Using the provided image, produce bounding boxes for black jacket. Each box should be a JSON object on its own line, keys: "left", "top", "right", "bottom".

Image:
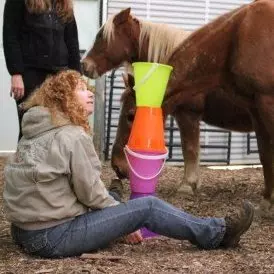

{"left": 3, "top": 0, "right": 81, "bottom": 75}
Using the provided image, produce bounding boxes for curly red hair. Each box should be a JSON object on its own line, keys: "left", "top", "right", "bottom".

{"left": 23, "top": 70, "right": 91, "bottom": 133}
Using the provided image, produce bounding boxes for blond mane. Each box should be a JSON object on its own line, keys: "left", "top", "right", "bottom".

{"left": 102, "top": 14, "right": 190, "bottom": 64}
{"left": 102, "top": 14, "right": 115, "bottom": 45}
{"left": 139, "top": 21, "right": 190, "bottom": 63}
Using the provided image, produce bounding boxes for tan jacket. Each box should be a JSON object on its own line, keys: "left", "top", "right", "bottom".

{"left": 3, "top": 107, "right": 119, "bottom": 230}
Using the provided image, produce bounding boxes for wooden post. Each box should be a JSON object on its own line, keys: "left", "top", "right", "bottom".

{"left": 93, "top": 76, "right": 106, "bottom": 160}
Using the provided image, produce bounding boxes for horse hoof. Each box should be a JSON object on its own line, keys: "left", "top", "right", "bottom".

{"left": 256, "top": 199, "right": 274, "bottom": 220}
{"left": 177, "top": 184, "right": 195, "bottom": 195}
{"left": 196, "top": 180, "right": 202, "bottom": 190}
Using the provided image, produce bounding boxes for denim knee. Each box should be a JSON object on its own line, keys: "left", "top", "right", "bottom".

{"left": 136, "top": 196, "right": 162, "bottom": 212}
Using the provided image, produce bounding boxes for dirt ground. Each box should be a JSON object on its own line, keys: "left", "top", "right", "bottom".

{"left": 0, "top": 157, "right": 273, "bottom": 274}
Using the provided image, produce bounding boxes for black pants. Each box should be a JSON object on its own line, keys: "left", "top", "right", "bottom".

{"left": 16, "top": 68, "right": 56, "bottom": 141}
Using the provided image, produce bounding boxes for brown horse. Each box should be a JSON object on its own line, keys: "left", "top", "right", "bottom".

{"left": 82, "top": 2, "right": 274, "bottom": 217}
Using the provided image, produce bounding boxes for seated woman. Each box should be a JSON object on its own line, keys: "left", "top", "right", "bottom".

{"left": 3, "top": 70, "right": 254, "bottom": 258}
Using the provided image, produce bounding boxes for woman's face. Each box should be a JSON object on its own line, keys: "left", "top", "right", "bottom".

{"left": 75, "top": 81, "right": 94, "bottom": 115}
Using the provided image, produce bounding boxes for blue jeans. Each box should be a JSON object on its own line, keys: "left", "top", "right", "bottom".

{"left": 11, "top": 196, "right": 226, "bottom": 258}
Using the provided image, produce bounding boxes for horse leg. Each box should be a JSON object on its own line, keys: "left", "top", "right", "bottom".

{"left": 174, "top": 110, "right": 201, "bottom": 195}
{"left": 251, "top": 94, "right": 274, "bottom": 218}
{"left": 253, "top": 125, "right": 273, "bottom": 217}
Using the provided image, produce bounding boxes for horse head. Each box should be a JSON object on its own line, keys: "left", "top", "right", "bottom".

{"left": 81, "top": 8, "right": 140, "bottom": 78}
{"left": 111, "top": 73, "right": 136, "bottom": 179}
{"left": 81, "top": 8, "right": 190, "bottom": 79}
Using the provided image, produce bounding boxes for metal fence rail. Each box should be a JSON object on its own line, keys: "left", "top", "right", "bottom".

{"left": 247, "top": 133, "right": 258, "bottom": 155}
{"left": 165, "top": 116, "right": 232, "bottom": 164}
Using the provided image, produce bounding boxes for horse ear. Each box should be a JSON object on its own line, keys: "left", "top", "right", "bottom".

{"left": 122, "top": 73, "right": 129, "bottom": 87}
{"left": 127, "top": 74, "right": 135, "bottom": 89}
{"left": 113, "top": 8, "right": 131, "bottom": 26}
{"left": 122, "top": 73, "right": 135, "bottom": 90}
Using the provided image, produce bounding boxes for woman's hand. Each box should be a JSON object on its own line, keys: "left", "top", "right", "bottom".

{"left": 11, "top": 74, "right": 24, "bottom": 100}
{"left": 123, "top": 230, "right": 144, "bottom": 244}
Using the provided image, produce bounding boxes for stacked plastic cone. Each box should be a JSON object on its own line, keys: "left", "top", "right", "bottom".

{"left": 124, "top": 62, "right": 173, "bottom": 238}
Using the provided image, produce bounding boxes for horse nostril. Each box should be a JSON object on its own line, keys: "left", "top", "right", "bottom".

{"left": 80, "top": 60, "right": 99, "bottom": 79}
{"left": 113, "top": 165, "right": 120, "bottom": 175}
{"left": 81, "top": 61, "right": 87, "bottom": 73}
{"left": 113, "top": 165, "right": 126, "bottom": 179}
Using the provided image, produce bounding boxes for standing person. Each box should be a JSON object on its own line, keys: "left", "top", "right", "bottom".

{"left": 3, "top": 0, "right": 81, "bottom": 140}
{"left": 3, "top": 70, "right": 254, "bottom": 259}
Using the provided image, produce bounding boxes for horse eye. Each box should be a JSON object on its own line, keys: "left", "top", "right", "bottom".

{"left": 127, "top": 112, "right": 135, "bottom": 123}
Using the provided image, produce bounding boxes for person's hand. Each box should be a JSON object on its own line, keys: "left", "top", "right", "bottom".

{"left": 123, "top": 230, "right": 144, "bottom": 244}
{"left": 11, "top": 74, "right": 24, "bottom": 100}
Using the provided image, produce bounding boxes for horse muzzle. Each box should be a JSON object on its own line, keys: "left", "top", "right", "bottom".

{"left": 81, "top": 58, "right": 99, "bottom": 79}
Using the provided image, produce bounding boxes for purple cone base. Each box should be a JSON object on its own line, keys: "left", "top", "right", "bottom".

{"left": 130, "top": 192, "right": 158, "bottom": 239}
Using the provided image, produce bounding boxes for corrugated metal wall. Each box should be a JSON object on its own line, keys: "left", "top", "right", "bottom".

{"left": 104, "top": 0, "right": 260, "bottom": 165}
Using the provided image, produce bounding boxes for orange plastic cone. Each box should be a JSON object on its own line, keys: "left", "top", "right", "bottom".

{"left": 127, "top": 107, "right": 166, "bottom": 153}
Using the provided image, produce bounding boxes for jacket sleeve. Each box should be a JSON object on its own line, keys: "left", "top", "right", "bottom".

{"left": 3, "top": 0, "right": 25, "bottom": 75}
{"left": 70, "top": 133, "right": 119, "bottom": 209}
{"left": 64, "top": 16, "right": 81, "bottom": 73}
